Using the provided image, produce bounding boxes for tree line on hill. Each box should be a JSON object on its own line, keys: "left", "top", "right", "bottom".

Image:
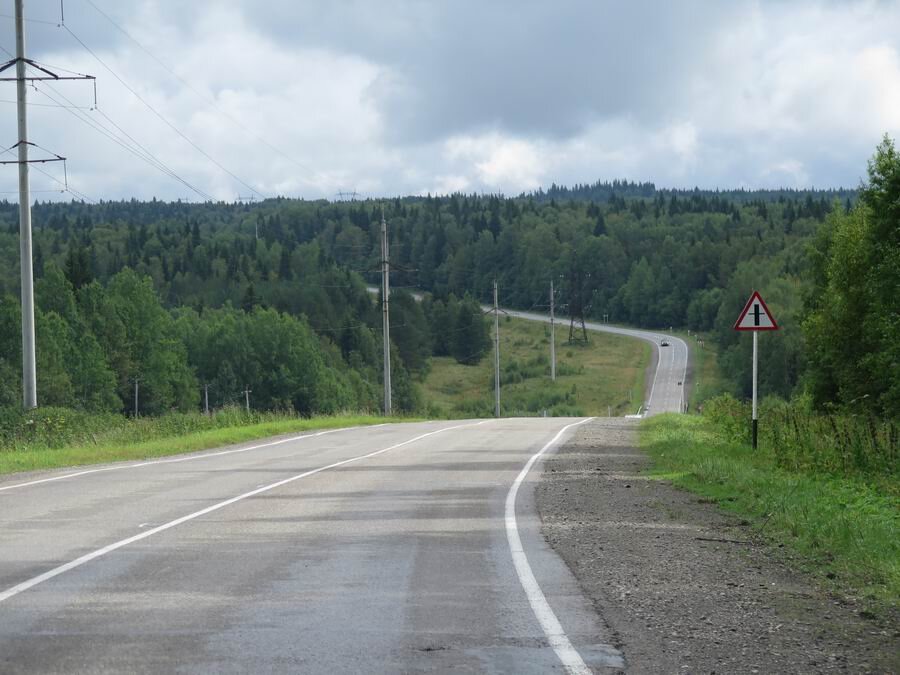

{"left": 0, "top": 137, "right": 894, "bottom": 419}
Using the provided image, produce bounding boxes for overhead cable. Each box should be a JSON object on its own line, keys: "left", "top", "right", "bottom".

{"left": 62, "top": 24, "right": 268, "bottom": 200}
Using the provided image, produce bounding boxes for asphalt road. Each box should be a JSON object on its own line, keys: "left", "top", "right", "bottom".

{"left": 0, "top": 419, "right": 624, "bottom": 674}
{"left": 491, "top": 307, "right": 690, "bottom": 416}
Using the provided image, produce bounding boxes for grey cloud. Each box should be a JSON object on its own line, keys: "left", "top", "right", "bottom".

{"left": 234, "top": 1, "right": 738, "bottom": 143}
{"left": 0, "top": 0, "right": 896, "bottom": 201}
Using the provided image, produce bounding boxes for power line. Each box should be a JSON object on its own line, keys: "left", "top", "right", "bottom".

{"left": 0, "top": 42, "right": 96, "bottom": 202}
{"left": 28, "top": 80, "right": 215, "bottom": 201}
{"left": 61, "top": 24, "right": 267, "bottom": 200}
{"left": 82, "top": 0, "right": 323, "bottom": 188}
{"left": 0, "top": 97, "right": 91, "bottom": 109}
{"left": 0, "top": 39, "right": 214, "bottom": 201}
{"left": 0, "top": 13, "right": 59, "bottom": 26}
{"left": 0, "top": 141, "right": 94, "bottom": 203}
{"left": 32, "top": 82, "right": 208, "bottom": 198}
{"left": 93, "top": 105, "right": 215, "bottom": 201}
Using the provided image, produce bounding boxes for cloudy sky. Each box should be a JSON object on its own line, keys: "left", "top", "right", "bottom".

{"left": 0, "top": 0, "right": 898, "bottom": 202}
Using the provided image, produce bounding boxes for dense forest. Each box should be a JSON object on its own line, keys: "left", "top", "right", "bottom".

{"left": 0, "top": 138, "right": 896, "bottom": 419}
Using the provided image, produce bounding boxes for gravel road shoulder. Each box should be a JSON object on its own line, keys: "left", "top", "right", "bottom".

{"left": 536, "top": 418, "right": 899, "bottom": 674}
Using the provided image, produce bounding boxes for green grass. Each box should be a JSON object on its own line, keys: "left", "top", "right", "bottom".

{"left": 641, "top": 413, "right": 900, "bottom": 615}
{"left": 421, "top": 317, "right": 649, "bottom": 418}
{"left": 0, "top": 409, "right": 398, "bottom": 476}
{"left": 704, "top": 395, "right": 898, "bottom": 484}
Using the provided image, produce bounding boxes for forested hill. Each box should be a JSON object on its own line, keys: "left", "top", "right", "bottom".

{"left": 524, "top": 179, "right": 857, "bottom": 206}
{"left": 0, "top": 140, "right": 896, "bottom": 420}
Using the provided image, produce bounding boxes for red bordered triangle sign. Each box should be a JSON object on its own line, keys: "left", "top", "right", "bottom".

{"left": 733, "top": 291, "right": 779, "bottom": 331}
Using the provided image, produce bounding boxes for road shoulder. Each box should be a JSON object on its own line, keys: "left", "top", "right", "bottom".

{"left": 536, "top": 418, "right": 898, "bottom": 673}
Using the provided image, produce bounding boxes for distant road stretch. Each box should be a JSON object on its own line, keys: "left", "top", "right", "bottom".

{"left": 497, "top": 308, "right": 689, "bottom": 416}
{"left": 368, "top": 287, "right": 690, "bottom": 416}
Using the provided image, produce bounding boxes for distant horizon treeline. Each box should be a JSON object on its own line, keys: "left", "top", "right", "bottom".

{"left": 0, "top": 150, "right": 895, "bottom": 419}
{"left": 522, "top": 178, "right": 858, "bottom": 206}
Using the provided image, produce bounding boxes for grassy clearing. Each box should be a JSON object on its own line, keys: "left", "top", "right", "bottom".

{"left": 421, "top": 316, "right": 649, "bottom": 418}
{"left": 641, "top": 413, "right": 899, "bottom": 615}
{"left": 0, "top": 407, "right": 396, "bottom": 476}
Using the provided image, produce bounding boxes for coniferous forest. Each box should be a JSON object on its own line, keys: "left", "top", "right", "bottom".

{"left": 0, "top": 137, "right": 896, "bottom": 421}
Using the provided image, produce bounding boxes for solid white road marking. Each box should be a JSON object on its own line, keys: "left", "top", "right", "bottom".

{"left": 0, "top": 420, "right": 490, "bottom": 604}
{"left": 679, "top": 337, "right": 689, "bottom": 411}
{"left": 0, "top": 424, "right": 389, "bottom": 493}
{"left": 505, "top": 417, "right": 604, "bottom": 675}
{"left": 645, "top": 339, "right": 663, "bottom": 414}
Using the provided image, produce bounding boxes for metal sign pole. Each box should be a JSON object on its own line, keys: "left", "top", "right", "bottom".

{"left": 752, "top": 331, "right": 758, "bottom": 449}
{"left": 733, "top": 290, "right": 778, "bottom": 451}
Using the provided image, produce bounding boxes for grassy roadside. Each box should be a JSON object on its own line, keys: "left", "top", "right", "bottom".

{"left": 640, "top": 413, "right": 899, "bottom": 616}
{"left": 421, "top": 316, "right": 649, "bottom": 418}
{"left": 0, "top": 412, "right": 400, "bottom": 476}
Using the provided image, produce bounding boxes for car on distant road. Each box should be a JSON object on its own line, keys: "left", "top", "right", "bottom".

{"left": 660, "top": 339, "right": 670, "bottom": 347}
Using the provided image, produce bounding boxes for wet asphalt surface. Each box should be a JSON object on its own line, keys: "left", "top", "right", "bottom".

{"left": 0, "top": 418, "right": 619, "bottom": 673}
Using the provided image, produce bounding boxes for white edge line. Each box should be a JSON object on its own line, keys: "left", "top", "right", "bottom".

{"left": 644, "top": 335, "right": 663, "bottom": 415}
{"left": 679, "top": 337, "right": 690, "bottom": 412}
{"left": 0, "top": 423, "right": 393, "bottom": 493}
{"left": 504, "top": 417, "right": 598, "bottom": 675}
{"left": 0, "top": 419, "right": 492, "bottom": 604}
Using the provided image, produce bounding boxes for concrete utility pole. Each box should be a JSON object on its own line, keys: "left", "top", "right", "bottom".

{"left": 132, "top": 378, "right": 139, "bottom": 418}
{"left": 243, "top": 388, "right": 251, "bottom": 413}
{"left": 381, "top": 206, "right": 392, "bottom": 416}
{"left": 14, "top": 0, "right": 35, "bottom": 410}
{"left": 549, "top": 280, "right": 556, "bottom": 381}
{"left": 4, "top": 1, "right": 92, "bottom": 408}
{"left": 493, "top": 280, "right": 500, "bottom": 418}
{"left": 203, "top": 383, "right": 210, "bottom": 415}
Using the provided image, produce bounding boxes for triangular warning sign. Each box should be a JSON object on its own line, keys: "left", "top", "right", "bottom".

{"left": 733, "top": 291, "right": 779, "bottom": 331}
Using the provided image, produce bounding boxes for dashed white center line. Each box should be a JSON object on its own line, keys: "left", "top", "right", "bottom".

{"left": 0, "top": 420, "right": 491, "bottom": 605}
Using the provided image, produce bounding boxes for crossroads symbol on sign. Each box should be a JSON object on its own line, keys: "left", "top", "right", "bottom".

{"left": 733, "top": 291, "right": 778, "bottom": 331}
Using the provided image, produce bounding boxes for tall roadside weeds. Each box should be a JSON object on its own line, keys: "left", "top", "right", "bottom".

{"left": 0, "top": 406, "right": 394, "bottom": 475}
{"left": 641, "top": 400, "right": 899, "bottom": 617}
{"left": 703, "top": 394, "right": 898, "bottom": 486}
